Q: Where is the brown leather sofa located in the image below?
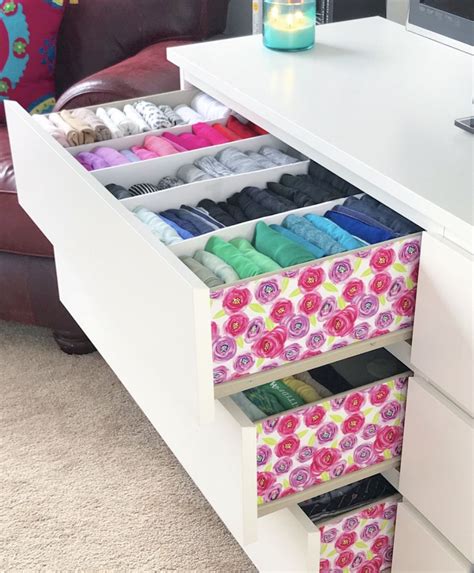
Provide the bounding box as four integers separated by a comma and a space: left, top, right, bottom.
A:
1, 0, 230, 353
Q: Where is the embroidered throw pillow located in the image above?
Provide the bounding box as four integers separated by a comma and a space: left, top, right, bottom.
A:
0, 0, 65, 123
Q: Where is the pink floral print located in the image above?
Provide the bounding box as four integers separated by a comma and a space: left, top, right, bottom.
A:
255, 377, 407, 505
210, 236, 420, 385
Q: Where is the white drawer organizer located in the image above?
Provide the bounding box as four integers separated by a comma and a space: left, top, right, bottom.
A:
6, 17, 473, 573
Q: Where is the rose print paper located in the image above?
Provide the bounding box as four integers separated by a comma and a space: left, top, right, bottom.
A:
256, 377, 407, 505
210, 236, 421, 385
319, 500, 398, 573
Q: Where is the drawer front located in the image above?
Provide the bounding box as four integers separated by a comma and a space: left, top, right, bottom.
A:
210, 236, 420, 386
399, 376, 474, 562
411, 232, 474, 415
256, 377, 408, 506
392, 502, 472, 573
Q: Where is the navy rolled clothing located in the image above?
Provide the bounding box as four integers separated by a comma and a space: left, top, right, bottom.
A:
279, 174, 340, 203
228, 191, 273, 220
106, 183, 133, 200
325, 210, 395, 244
159, 215, 194, 239
242, 186, 289, 214
332, 204, 399, 236
170, 208, 217, 235
197, 199, 238, 227
267, 181, 315, 208
180, 205, 225, 229
309, 160, 361, 197
264, 188, 298, 210
159, 209, 201, 236
217, 201, 248, 223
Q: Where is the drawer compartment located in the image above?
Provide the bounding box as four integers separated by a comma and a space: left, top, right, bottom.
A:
226, 349, 409, 509
399, 376, 474, 562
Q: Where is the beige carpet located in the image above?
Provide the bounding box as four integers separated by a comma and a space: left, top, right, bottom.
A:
0, 321, 256, 572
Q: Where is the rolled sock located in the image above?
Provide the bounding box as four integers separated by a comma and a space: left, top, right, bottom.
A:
253, 221, 315, 267
135, 101, 171, 130
48, 112, 81, 146
59, 109, 95, 145
32, 114, 70, 147
228, 191, 273, 220
267, 181, 314, 208
76, 151, 110, 171
106, 107, 139, 136
162, 131, 211, 151
325, 210, 395, 244
95, 107, 124, 139
246, 151, 276, 170
156, 176, 184, 190
216, 148, 260, 174
279, 174, 337, 203
120, 149, 140, 163
160, 137, 187, 153
244, 186, 291, 213
130, 146, 159, 161
282, 377, 321, 403
106, 183, 133, 200
194, 249, 239, 284
192, 122, 230, 145
158, 104, 185, 126
294, 372, 333, 399
128, 183, 159, 196
309, 160, 361, 197
132, 206, 182, 245
231, 392, 267, 422
69, 108, 111, 142
123, 104, 150, 133
180, 205, 225, 229
159, 216, 194, 239
174, 104, 205, 124
219, 201, 248, 223
283, 214, 344, 256
144, 135, 179, 157
197, 199, 237, 227
352, 195, 420, 234
177, 164, 213, 183
305, 213, 365, 250
93, 146, 130, 167
160, 210, 200, 236
205, 236, 261, 279
270, 224, 325, 259
260, 146, 299, 166
333, 204, 397, 234
191, 92, 231, 121
180, 256, 224, 288
212, 123, 241, 142
226, 115, 258, 139
194, 156, 233, 178
173, 208, 218, 234
264, 188, 298, 210
229, 238, 281, 273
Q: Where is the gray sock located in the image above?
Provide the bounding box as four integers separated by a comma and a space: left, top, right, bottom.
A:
259, 146, 299, 166
195, 156, 233, 178
177, 164, 214, 184
246, 151, 276, 169
156, 176, 185, 190
216, 148, 260, 174
158, 105, 185, 126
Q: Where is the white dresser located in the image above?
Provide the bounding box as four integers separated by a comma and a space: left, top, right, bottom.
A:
6, 17, 473, 573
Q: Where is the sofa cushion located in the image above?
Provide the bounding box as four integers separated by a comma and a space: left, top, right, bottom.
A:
0, 125, 53, 258
0, 0, 64, 123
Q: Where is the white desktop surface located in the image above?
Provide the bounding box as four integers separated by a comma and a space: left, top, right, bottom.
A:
168, 18, 473, 251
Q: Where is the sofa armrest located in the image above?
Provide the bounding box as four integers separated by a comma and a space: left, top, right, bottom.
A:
55, 40, 189, 111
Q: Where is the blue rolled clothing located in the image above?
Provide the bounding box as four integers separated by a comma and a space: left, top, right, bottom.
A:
180, 205, 225, 229
159, 215, 194, 240
160, 209, 201, 236
170, 208, 217, 235
270, 224, 325, 258
283, 214, 344, 256
325, 210, 395, 244
304, 213, 365, 250
332, 205, 399, 236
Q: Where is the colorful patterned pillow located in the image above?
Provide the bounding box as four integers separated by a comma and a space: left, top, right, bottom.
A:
0, 0, 65, 123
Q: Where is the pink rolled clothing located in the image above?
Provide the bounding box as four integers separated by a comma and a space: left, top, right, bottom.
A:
76, 152, 109, 171
143, 135, 180, 157
162, 131, 212, 151
94, 146, 130, 166
131, 146, 159, 161
192, 122, 230, 145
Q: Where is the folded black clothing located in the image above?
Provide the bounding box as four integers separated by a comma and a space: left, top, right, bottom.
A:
280, 174, 340, 203
218, 201, 248, 223
228, 191, 274, 220
264, 188, 299, 210
243, 186, 291, 214
106, 183, 133, 200
309, 160, 361, 198
267, 181, 315, 208
307, 364, 354, 395
197, 199, 238, 227
299, 475, 397, 524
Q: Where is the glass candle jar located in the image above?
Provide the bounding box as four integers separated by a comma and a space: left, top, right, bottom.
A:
263, 0, 316, 52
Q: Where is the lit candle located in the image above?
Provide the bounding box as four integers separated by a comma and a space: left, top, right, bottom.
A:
263, 0, 316, 51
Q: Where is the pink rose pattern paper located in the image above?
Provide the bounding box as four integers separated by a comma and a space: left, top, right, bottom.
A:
319, 500, 398, 572
255, 377, 407, 505
210, 236, 420, 385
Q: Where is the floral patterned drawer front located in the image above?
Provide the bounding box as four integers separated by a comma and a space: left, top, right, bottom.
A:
319, 500, 398, 573
256, 377, 407, 505
210, 236, 420, 386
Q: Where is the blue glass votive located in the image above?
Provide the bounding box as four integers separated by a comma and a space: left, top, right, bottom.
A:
263, 0, 316, 52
